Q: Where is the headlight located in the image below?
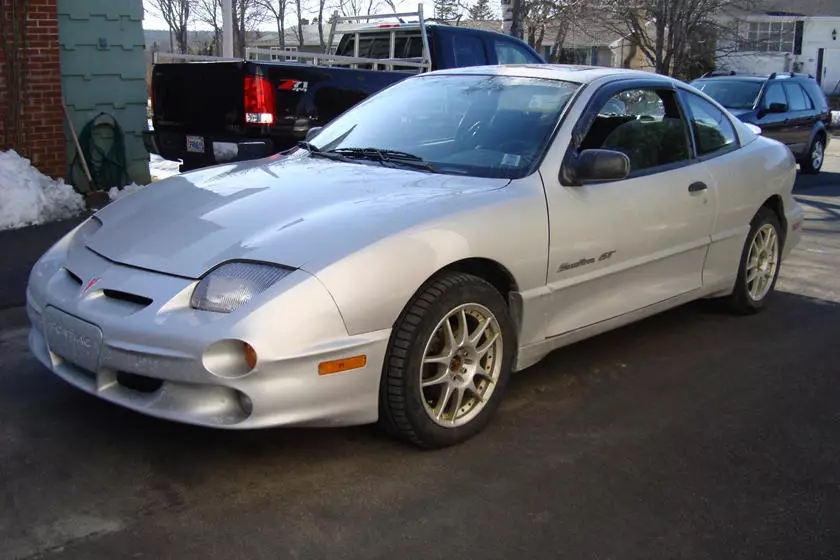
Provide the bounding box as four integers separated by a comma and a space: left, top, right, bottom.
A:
190, 262, 294, 313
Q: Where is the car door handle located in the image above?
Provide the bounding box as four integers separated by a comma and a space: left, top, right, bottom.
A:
688, 182, 707, 193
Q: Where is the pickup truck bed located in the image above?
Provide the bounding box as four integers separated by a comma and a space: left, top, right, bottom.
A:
152, 60, 406, 169
149, 22, 544, 170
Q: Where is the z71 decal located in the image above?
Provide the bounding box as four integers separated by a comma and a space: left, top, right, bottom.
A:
277, 79, 309, 92
558, 251, 615, 272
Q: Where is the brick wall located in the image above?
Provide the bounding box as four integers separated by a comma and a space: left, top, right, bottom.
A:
0, 0, 65, 179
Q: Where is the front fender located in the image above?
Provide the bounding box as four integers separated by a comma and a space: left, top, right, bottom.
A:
309, 174, 549, 335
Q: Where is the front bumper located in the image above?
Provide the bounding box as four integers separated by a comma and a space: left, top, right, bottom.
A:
27, 244, 390, 429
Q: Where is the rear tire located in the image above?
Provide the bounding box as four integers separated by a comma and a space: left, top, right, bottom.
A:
725, 207, 782, 315
379, 272, 515, 448
800, 136, 824, 174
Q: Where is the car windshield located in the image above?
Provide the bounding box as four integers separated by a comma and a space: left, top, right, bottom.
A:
309, 74, 580, 179
693, 80, 763, 110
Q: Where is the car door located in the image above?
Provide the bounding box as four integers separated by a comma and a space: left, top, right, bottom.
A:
541, 84, 716, 337
781, 81, 815, 157
756, 82, 791, 147
678, 90, 748, 289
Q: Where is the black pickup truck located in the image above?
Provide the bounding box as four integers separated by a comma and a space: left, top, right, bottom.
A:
148, 22, 543, 170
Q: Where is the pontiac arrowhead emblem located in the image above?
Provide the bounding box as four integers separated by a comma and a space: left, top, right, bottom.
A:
81, 277, 100, 296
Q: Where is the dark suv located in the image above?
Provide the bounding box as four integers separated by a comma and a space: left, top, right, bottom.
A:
692, 71, 831, 174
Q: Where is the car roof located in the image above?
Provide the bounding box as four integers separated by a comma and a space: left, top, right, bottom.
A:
694, 73, 815, 84
427, 64, 676, 85
694, 75, 768, 83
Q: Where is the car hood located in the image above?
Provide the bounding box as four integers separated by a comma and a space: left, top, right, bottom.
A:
86, 154, 510, 278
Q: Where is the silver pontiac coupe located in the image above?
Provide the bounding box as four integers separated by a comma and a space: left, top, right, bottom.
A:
28, 65, 804, 447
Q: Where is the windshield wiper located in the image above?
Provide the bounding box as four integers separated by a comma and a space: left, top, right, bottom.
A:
296, 141, 321, 153
329, 148, 437, 172
296, 141, 359, 163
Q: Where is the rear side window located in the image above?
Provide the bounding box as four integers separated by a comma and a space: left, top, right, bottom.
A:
801, 81, 828, 112
684, 92, 738, 156
763, 83, 787, 109
783, 83, 812, 111
400, 36, 423, 58
452, 35, 487, 67
495, 40, 539, 64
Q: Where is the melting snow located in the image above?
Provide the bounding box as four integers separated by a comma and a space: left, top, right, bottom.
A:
0, 150, 86, 231
107, 182, 147, 201
149, 154, 181, 181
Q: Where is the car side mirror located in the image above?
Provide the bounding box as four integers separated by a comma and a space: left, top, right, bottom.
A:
563, 149, 630, 186
305, 126, 323, 141
767, 102, 788, 114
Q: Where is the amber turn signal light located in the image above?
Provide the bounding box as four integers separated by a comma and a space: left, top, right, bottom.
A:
243, 342, 258, 370
318, 355, 366, 375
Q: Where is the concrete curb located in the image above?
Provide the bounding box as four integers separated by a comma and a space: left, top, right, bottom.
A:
0, 215, 87, 311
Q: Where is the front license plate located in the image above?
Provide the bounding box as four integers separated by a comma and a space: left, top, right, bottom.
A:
44, 307, 103, 372
186, 135, 205, 153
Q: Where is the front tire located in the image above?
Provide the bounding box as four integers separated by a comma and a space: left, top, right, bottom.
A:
380, 272, 515, 448
725, 207, 782, 315
800, 136, 824, 174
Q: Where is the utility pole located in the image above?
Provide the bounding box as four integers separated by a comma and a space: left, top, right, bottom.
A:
222, 0, 234, 57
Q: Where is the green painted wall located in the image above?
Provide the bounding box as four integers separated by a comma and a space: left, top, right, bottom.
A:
58, 0, 150, 191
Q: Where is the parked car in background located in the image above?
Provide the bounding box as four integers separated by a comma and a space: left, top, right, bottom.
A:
146, 8, 543, 171
692, 71, 831, 174
29, 65, 803, 448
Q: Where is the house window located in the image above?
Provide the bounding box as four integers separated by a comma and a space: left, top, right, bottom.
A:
740, 21, 795, 52
270, 46, 298, 62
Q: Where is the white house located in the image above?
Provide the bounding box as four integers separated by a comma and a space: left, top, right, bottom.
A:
717, 1, 840, 94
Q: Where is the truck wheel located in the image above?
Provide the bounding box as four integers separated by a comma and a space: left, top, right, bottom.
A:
380, 272, 515, 448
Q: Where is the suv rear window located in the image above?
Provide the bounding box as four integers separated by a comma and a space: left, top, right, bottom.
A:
692, 79, 762, 109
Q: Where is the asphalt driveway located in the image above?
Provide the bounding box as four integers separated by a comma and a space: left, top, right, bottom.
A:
1, 144, 838, 560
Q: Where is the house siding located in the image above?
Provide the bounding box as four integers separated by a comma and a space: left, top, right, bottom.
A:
716, 16, 840, 93
57, 0, 149, 191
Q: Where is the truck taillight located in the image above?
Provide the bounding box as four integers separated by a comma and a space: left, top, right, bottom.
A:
244, 75, 275, 125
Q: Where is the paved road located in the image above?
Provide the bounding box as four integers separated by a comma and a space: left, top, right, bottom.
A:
2, 146, 839, 560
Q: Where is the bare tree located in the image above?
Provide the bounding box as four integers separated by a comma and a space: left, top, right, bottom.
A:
339, 0, 381, 19
468, 0, 494, 20
315, 0, 328, 48
258, 0, 290, 48
502, 0, 524, 38
194, 0, 222, 55
603, 0, 755, 78
505, 0, 584, 61
231, 0, 269, 56
294, 0, 305, 47
147, 0, 193, 54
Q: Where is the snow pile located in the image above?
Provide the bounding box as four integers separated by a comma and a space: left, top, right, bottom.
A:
108, 182, 147, 201
0, 150, 86, 231
150, 154, 181, 181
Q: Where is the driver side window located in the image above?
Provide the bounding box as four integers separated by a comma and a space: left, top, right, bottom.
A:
763, 83, 786, 110
579, 88, 691, 173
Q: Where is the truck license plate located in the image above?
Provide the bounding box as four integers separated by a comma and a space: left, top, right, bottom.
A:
187, 135, 205, 153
